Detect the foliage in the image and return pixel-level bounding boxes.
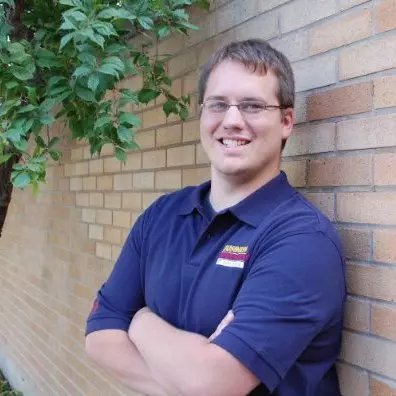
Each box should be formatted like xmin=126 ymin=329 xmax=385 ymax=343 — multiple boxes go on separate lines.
xmin=0 ymin=370 xmax=22 ymax=395
xmin=0 ymin=0 xmax=209 ymax=192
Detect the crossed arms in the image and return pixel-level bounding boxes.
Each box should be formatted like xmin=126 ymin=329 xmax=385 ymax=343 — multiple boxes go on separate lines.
xmin=85 ymin=308 xmax=259 ymax=396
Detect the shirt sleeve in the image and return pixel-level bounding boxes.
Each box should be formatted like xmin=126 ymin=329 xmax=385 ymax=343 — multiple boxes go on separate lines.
xmin=85 ymin=212 xmax=146 ymax=336
xmin=211 ymin=232 xmax=345 ymax=392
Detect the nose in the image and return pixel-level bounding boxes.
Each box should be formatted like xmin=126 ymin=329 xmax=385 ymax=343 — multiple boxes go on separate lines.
xmin=222 ymin=105 xmax=245 ymax=130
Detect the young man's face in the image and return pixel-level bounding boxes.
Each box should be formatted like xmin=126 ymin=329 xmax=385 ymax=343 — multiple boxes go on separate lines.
xmin=200 ymin=60 xmax=294 ymax=183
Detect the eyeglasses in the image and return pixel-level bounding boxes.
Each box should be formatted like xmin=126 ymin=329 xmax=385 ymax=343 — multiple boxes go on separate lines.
xmin=200 ymin=99 xmax=287 ymax=116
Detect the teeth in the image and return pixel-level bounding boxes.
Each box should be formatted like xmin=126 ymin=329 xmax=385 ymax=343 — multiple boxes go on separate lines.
xmin=222 ymin=139 xmax=249 ymax=147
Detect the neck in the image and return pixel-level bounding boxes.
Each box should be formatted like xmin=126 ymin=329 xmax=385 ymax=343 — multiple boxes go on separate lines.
xmin=209 ymin=166 xmax=281 ymax=212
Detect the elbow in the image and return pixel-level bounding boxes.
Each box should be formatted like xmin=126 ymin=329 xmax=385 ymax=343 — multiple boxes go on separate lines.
xmin=85 ymin=333 xmax=101 ymax=364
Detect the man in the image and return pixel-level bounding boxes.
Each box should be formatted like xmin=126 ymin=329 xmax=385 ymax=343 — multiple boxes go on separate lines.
xmin=85 ymin=39 xmax=346 ymax=396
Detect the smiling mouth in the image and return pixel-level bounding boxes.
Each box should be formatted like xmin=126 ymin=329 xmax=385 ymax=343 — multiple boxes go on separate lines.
xmin=219 ymin=138 xmax=251 ymax=148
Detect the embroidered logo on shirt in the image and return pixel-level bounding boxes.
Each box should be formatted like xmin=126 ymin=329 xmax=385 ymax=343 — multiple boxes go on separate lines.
xmin=216 ymin=245 xmax=248 ymax=269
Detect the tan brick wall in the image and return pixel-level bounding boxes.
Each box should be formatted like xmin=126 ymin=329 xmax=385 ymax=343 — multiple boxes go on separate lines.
xmin=1 ymin=0 xmax=396 ymax=395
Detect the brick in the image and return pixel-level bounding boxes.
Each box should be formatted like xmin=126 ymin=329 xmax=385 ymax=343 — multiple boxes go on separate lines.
xmin=337 ymin=363 xmax=370 ymax=396
xmin=89 ymin=193 xmax=103 ymax=207
xmin=104 ymin=157 xmax=121 ymax=173
xmin=341 ymin=331 xmax=396 ymax=379
xmin=338 ymin=227 xmax=372 ymax=261
xmin=104 ymin=227 xmax=122 ymax=245
xmin=183 ymin=120 xmax=200 ymax=142
xmin=74 ymin=161 xmax=89 ymax=176
xmin=122 ymin=192 xmax=142 ymax=210
xmin=309 ymin=8 xmax=372 ymax=55
xmin=104 ymin=193 xmax=121 ymax=209
xmin=133 ymin=172 xmax=154 ymax=189
xmin=155 ymin=170 xmax=182 ymax=190
xmin=112 ymin=244 xmax=122 ymax=261
xmin=302 ymin=192 xmax=335 ymax=220
xmin=169 ymin=51 xmax=197 ymax=78
xmin=185 ymin=13 xmax=215 ymax=48
xmin=344 ymin=296 xmax=370 ymax=332
xmin=281 ymin=160 xmax=306 ymax=187
xmin=157 ymin=35 xmax=184 ymax=59
xmin=371 ymin=303 xmax=396 ymax=342
xmin=96 ymin=175 xmax=113 ymax=190
xmin=143 ymin=193 xmax=163 ymax=209
xmin=374 ymin=229 xmax=396 ymax=264
xmin=183 ymin=71 xmax=198 ymax=95
xmin=280 ymin=0 xmax=338 ymax=34
xmin=340 ymin=36 xmax=396 ymax=80
xmin=308 ymin=155 xmax=372 ymax=187
xmin=293 ymin=53 xmax=337 ymax=92
xmin=294 ymin=92 xmax=309 ymax=125
xmin=376 ymin=0 xmax=396 ymax=33
xmin=70 ymin=178 xmax=82 ymax=192
xmin=64 ymin=163 xmax=73 ymax=177
xmin=196 ymin=143 xmax=210 ymax=165
xmin=142 ymin=107 xmax=167 ymax=130
xmin=71 ymin=147 xmax=84 ymax=161
xmin=156 ymin=125 xmax=182 ymax=147
xmin=83 ymin=145 xmax=91 ymax=159
xmin=282 ymin=123 xmax=335 ymax=156
xmin=100 ymin=143 xmax=114 ymax=156
xmin=371 ymin=377 xmax=396 ymax=396
xmin=374 ymin=153 xmax=396 ymax=185
xmin=112 ymin=211 xmax=131 ymax=229
xmin=337 ymin=114 xmax=396 ymax=150
xmin=337 ymin=192 xmax=396 ymax=225
xmin=88 ymin=224 xmax=103 ymax=240
xmin=270 ymin=30 xmax=309 ymax=63
xmin=88 ymin=159 xmax=103 ymax=174
xmin=340 ymin=0 xmax=368 ymax=10
xmin=76 ymin=193 xmax=89 ymax=206
xmin=81 ymin=208 xmax=96 ymax=223
xmin=308 ymin=82 xmax=373 ymax=121
xmin=167 ymin=145 xmax=195 ymax=167
xmin=234 ymin=11 xmax=279 ymax=42
xmin=182 ymin=167 xmax=211 ymax=186
xmin=96 ymin=242 xmax=112 ymax=260
xmin=95 ymin=209 xmax=112 ymax=225
xmin=121 ymin=152 xmax=141 ymax=172
xmin=374 ymin=75 xmax=396 ymax=109
xmin=346 ymin=262 xmax=396 ymax=302
xmin=142 ymin=150 xmax=166 ymax=169
xmin=135 ymin=130 xmax=155 ymax=150
xmin=113 ymin=174 xmax=133 ymax=191
xmin=82 ymin=176 xmax=96 ymax=191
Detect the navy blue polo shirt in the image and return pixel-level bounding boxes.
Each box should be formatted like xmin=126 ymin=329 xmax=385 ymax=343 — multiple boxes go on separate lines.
xmin=86 ymin=171 xmax=345 ymax=395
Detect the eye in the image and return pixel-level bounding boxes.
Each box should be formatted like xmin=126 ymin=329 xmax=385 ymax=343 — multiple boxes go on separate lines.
xmin=240 ymin=102 xmax=265 ymax=113
xmin=207 ymin=101 xmax=228 ymax=112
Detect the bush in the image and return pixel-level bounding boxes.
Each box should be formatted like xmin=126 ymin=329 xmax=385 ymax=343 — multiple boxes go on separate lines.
xmin=0 ymin=370 xmax=22 ymax=396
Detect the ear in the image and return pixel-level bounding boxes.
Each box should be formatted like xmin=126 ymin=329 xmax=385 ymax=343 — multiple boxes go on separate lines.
xmin=281 ymin=108 xmax=294 ymax=140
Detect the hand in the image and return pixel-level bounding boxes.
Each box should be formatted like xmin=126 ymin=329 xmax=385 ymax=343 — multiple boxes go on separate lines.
xmin=209 ymin=310 xmax=234 ymax=342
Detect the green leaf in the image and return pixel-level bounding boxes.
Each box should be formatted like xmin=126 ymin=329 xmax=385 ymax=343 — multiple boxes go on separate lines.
xmin=163 ymin=100 xmax=178 ymax=117
xmin=5 ymin=81 xmax=19 ymax=90
xmin=78 ymin=52 xmax=96 ymax=67
xmin=48 ymin=136 xmax=60 ymax=148
xmin=46 ymin=84 xmax=69 ymax=96
xmin=6 ymin=128 xmax=23 ymax=143
xmin=72 ymin=65 xmax=92 ymax=79
xmin=75 ymin=85 xmax=96 ymax=102
xmin=49 ymin=150 xmax=60 ymax=161
xmin=157 ymin=26 xmax=171 ymax=40
xmin=87 ymin=73 xmax=100 ymax=92
xmin=138 ymin=16 xmax=154 ymax=30
xmin=179 ymin=21 xmax=199 ymax=30
xmin=173 ymin=9 xmax=189 ymax=20
xmin=92 ymin=21 xmax=117 ymax=36
xmin=58 ymin=0 xmax=74 ymax=5
xmin=13 ymin=172 xmax=30 ymax=188
xmin=106 ymin=43 xmax=127 ymax=55
xmin=179 ymin=106 xmax=189 ymax=120
xmin=0 ymin=153 xmax=13 ymax=165
xmin=17 ymin=104 xmax=37 ymax=114
xmin=94 ymin=115 xmax=112 ymax=130
xmin=59 ymin=18 xmax=77 ymax=30
xmin=36 ymin=136 xmax=46 ymax=148
xmin=14 ymin=138 xmax=28 ymax=151
xmin=97 ymin=7 xmax=135 ymax=20
xmin=115 ymin=147 xmax=127 ymax=162
xmin=64 ymin=10 xmax=87 ymax=21
xmin=0 ymin=0 xmax=15 ymax=6
xmin=98 ymin=63 xmax=118 ymax=77
xmin=138 ymin=88 xmax=160 ymax=103
xmin=39 ymin=97 xmax=58 ymax=112
xmin=11 ymin=63 xmax=36 ymax=81
xmin=103 ymin=56 xmax=125 ymax=72
xmin=119 ymin=112 xmax=141 ymax=127
xmin=117 ymin=126 xmax=132 ymax=142
xmin=39 ymin=113 xmax=56 ymax=125
xmin=60 ymin=32 xmax=74 ymax=50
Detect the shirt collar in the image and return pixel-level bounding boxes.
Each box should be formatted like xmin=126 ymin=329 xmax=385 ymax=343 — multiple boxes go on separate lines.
xmin=178 ymin=172 xmax=296 ymax=227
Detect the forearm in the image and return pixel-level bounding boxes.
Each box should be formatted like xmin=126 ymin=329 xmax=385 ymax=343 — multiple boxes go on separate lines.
xmin=129 ymin=313 xmax=232 ymax=395
xmin=85 ymin=329 xmax=167 ymax=396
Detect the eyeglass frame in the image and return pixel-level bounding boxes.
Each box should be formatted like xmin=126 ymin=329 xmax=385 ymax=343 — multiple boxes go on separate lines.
xmin=199 ymin=98 xmax=289 ymax=116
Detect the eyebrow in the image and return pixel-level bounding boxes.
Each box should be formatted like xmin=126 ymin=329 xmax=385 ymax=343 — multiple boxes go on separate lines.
xmin=205 ymin=95 xmax=268 ymax=103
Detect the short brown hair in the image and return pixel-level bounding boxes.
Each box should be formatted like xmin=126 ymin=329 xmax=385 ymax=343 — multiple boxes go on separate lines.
xmin=198 ymin=39 xmax=295 ymax=150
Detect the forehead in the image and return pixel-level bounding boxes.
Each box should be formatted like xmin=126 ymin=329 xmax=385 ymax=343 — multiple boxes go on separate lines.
xmin=205 ymin=60 xmax=279 ymax=100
